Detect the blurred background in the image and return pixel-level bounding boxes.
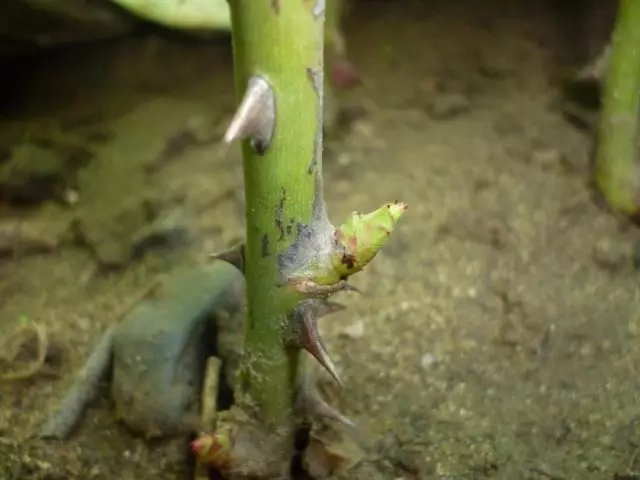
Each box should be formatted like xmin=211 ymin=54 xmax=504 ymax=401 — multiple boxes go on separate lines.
xmin=2 ymin=0 xmax=640 ymax=479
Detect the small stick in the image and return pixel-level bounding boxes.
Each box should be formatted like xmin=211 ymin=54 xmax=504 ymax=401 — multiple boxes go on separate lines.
xmin=194 ymin=356 xmax=222 ymax=480
xmin=39 ymin=327 xmax=115 ymax=440
xmin=201 ymin=356 xmax=222 ymax=428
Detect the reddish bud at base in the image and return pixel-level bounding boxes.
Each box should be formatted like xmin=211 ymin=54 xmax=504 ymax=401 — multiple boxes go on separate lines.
xmin=191 ymin=433 xmax=231 ymax=471
xmin=331 ymin=59 xmax=362 ymax=90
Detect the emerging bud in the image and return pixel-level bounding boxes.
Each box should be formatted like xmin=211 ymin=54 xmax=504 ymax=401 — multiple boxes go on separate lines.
xmin=333 ymin=201 xmax=407 ymax=278
xmin=285 ymin=201 xmax=407 ymax=296
xmin=191 ymin=431 xmax=231 ymax=471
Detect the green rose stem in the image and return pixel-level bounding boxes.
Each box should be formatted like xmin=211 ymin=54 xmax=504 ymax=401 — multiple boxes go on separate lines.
xmin=191 ymin=1 xmax=406 ymax=477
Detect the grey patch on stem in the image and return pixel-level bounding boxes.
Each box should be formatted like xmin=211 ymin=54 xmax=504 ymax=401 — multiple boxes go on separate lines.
xmin=270 ymin=0 xmax=280 ymax=15
xmin=275 ymin=188 xmax=286 ymax=240
xmin=277 ymin=69 xmax=332 ymax=283
xmin=306 ymin=66 xmax=324 ymax=176
xmin=278 ymin=222 xmax=311 ymax=274
xmin=224 ymin=75 xmax=276 ymax=155
xmin=312 ymin=171 xmax=327 ymax=222
xmin=261 ymin=233 xmax=270 ymax=258
xmin=277 ymin=214 xmax=334 ymax=283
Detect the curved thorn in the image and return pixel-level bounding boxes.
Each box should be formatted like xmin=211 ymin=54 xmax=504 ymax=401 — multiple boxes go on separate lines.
xmin=209 ymin=242 xmax=245 ymax=273
xmin=285 ymin=278 xmax=362 ymax=298
xmin=313 ymin=396 xmax=357 ymax=428
xmin=341 ymin=282 xmax=362 ymax=295
xmin=299 ymin=309 xmax=343 ymax=387
xmin=296 ymin=374 xmax=356 ymax=428
xmin=224 ymin=75 xmax=275 ymax=154
xmin=314 ymin=299 xmax=348 ymax=318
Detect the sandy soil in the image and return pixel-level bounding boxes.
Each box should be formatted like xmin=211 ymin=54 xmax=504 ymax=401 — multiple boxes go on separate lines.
xmin=2 ymin=1 xmax=640 ymax=479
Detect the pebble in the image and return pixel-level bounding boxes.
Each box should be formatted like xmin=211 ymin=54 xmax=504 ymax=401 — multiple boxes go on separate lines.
xmin=477 ymin=58 xmax=512 ymax=79
xmin=340 ymin=320 xmax=365 ymax=340
xmin=337 ymin=153 xmax=352 ymax=167
xmin=592 ymin=238 xmax=630 ymax=272
xmin=528 ymin=148 xmax=563 ymax=171
xmin=63 ymin=188 xmax=79 ymax=205
xmin=420 ymin=353 xmax=438 ymax=370
xmin=492 ymin=116 xmax=524 ymax=136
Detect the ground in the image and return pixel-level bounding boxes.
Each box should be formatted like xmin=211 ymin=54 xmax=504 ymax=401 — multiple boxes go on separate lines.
xmin=1 ymin=0 xmax=639 ymax=479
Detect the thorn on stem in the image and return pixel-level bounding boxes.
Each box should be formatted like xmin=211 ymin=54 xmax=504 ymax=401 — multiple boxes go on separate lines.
xmin=316 ymin=300 xmax=348 ymax=318
xmin=286 ymin=278 xmax=362 ymax=299
xmin=224 ymin=75 xmax=276 ymax=155
xmin=340 ymin=283 xmax=362 ymax=295
xmin=296 ymin=373 xmax=356 ymax=428
xmin=209 ymin=242 xmax=245 ymax=273
xmin=289 ymin=304 xmax=342 ymax=387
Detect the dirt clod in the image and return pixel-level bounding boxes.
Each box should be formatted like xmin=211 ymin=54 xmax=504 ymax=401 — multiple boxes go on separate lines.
xmin=425 ymin=92 xmax=471 ymax=120
xmin=0 ymin=137 xmax=93 ymax=205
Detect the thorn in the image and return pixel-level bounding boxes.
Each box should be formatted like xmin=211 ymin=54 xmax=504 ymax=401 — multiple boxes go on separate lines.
xmin=313 ymin=396 xmax=357 ymax=428
xmin=296 ymin=373 xmax=356 ymax=428
xmin=314 ymin=300 xmax=347 ymax=318
xmin=224 ymin=75 xmax=275 ymax=154
xmin=286 ymin=278 xmax=362 ymax=298
xmin=291 ymin=305 xmax=342 ymax=387
xmin=300 ymin=309 xmax=342 ymax=387
xmin=209 ymin=242 xmax=245 ymax=273
xmin=341 ymin=282 xmax=363 ymax=295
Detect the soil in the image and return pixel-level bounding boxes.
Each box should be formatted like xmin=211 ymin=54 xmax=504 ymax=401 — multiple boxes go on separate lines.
xmin=1 ymin=0 xmax=639 ymax=479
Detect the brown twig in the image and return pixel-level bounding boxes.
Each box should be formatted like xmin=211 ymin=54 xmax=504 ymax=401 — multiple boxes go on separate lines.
xmin=194 ymin=356 xmax=222 ymax=480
